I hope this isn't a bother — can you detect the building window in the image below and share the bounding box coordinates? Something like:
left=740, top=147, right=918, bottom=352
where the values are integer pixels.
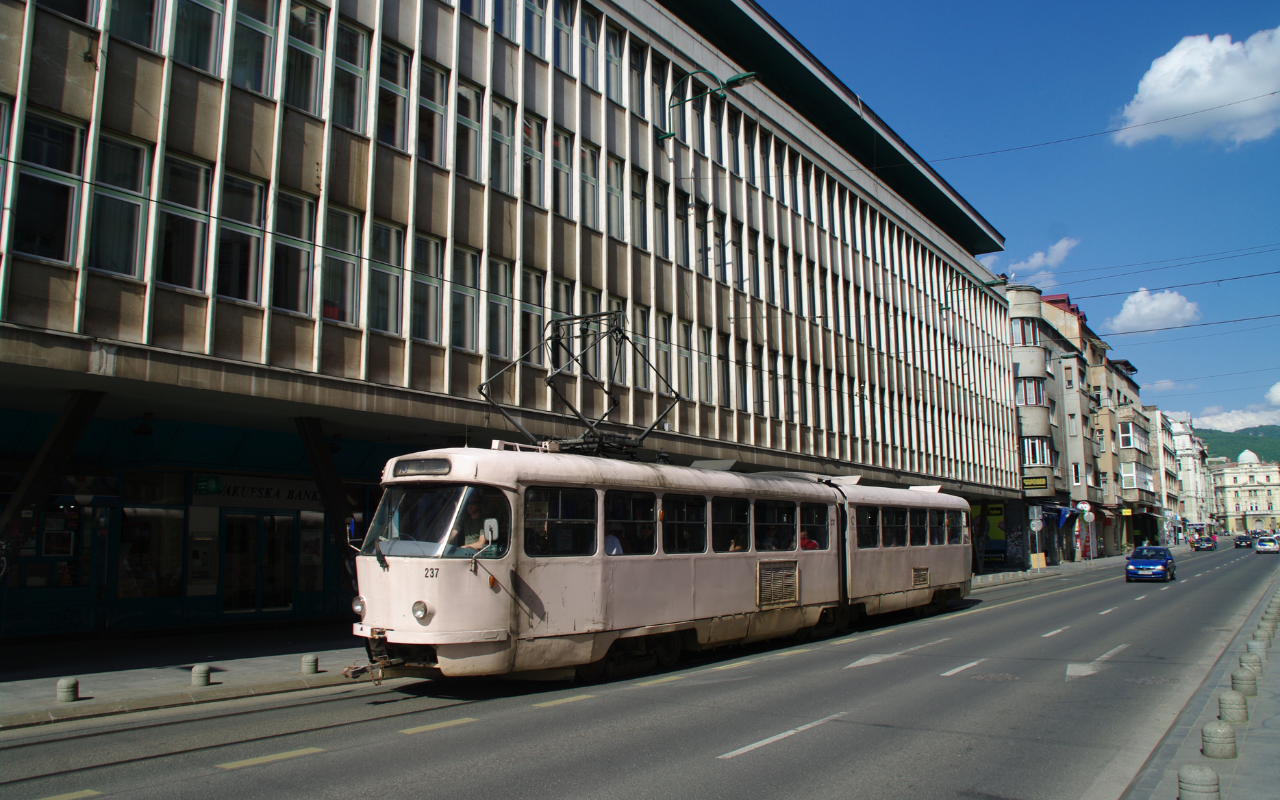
left=231, top=0, right=277, bottom=95
left=173, top=0, right=223, bottom=74
left=521, top=115, right=545, bottom=204
left=672, top=70, right=688, bottom=143
left=377, top=44, right=412, bottom=150
left=606, top=157, right=624, bottom=239
left=710, top=99, right=723, bottom=164
left=452, top=249, right=481, bottom=350
left=607, top=296, right=625, bottom=381
left=797, top=360, right=809, bottom=424
left=629, top=42, right=646, bottom=117
left=1072, top=463, right=1081, bottom=485
left=520, top=268, right=545, bottom=365
left=490, top=101, right=516, bottom=194
left=580, top=11, right=598, bottom=89
left=1015, top=378, right=1046, bottom=406
left=760, top=130, right=772, bottom=195
left=674, top=191, right=689, bottom=268
left=735, top=340, right=747, bottom=412
left=333, top=23, right=368, bottom=131
left=271, top=192, right=315, bottom=314
left=654, top=183, right=669, bottom=259
left=1119, top=422, right=1150, bottom=453
left=551, top=130, right=572, bottom=217
left=744, top=121, right=756, bottom=184
left=411, top=234, right=443, bottom=342
left=488, top=259, right=513, bottom=359
left=456, top=83, right=484, bottom=180
left=605, top=28, right=623, bottom=103
left=714, top=216, right=727, bottom=283
left=88, top=136, right=149, bottom=276
left=524, top=0, right=545, bottom=59
left=283, top=2, right=326, bottom=115
left=765, top=251, right=775, bottom=304
left=458, top=0, right=484, bottom=22
left=216, top=174, right=266, bottom=303
left=369, top=222, right=403, bottom=333
left=749, top=246, right=760, bottom=298
left=678, top=322, right=693, bottom=399
left=112, top=0, right=163, bottom=49
left=156, top=155, right=212, bottom=290
left=728, top=110, right=740, bottom=174
left=552, top=0, right=573, bottom=73
left=631, top=171, right=647, bottom=250
left=1022, top=437, right=1053, bottom=467
left=582, top=290, right=601, bottom=376
left=695, top=211, right=709, bottom=276
left=580, top=144, right=599, bottom=228
left=494, top=0, right=517, bottom=40
left=633, top=306, right=650, bottom=389
left=418, top=63, right=448, bottom=166
left=698, top=328, right=713, bottom=404
left=14, top=114, right=85, bottom=263
left=691, top=90, right=706, bottom=153
left=322, top=207, right=360, bottom=323
left=1011, top=318, right=1040, bottom=346
left=656, top=314, right=672, bottom=388
left=651, top=56, right=667, bottom=132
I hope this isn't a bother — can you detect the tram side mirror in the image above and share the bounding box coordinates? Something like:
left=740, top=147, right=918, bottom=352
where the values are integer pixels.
left=346, top=517, right=362, bottom=551
left=484, top=518, right=500, bottom=544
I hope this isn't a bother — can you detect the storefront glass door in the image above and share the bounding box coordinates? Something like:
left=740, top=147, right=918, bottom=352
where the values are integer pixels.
left=222, top=511, right=296, bottom=614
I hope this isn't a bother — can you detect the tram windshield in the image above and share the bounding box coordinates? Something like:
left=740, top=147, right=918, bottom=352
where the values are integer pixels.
left=363, top=484, right=511, bottom=558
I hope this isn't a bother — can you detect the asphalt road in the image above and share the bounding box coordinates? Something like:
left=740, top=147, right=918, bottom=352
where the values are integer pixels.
left=3, top=547, right=1277, bottom=800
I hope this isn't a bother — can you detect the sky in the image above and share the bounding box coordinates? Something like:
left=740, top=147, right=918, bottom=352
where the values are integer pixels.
left=758, top=1, right=1280, bottom=433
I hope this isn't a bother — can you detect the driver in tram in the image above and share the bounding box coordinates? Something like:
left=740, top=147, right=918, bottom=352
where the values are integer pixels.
left=450, top=490, right=490, bottom=552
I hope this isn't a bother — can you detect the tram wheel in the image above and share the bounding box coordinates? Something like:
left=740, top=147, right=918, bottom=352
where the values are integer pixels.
left=575, top=657, right=606, bottom=683
left=653, top=633, right=681, bottom=669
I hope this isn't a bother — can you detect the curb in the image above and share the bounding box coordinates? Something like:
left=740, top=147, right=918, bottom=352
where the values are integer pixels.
left=0, top=672, right=365, bottom=730
left=970, top=559, right=1118, bottom=590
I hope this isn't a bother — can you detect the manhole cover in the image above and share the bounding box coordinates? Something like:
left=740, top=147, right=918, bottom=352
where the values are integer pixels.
left=1126, top=677, right=1179, bottom=685
left=972, top=673, right=1020, bottom=681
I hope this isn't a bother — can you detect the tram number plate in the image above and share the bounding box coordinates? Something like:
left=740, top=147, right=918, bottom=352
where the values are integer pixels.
left=423, top=567, right=440, bottom=578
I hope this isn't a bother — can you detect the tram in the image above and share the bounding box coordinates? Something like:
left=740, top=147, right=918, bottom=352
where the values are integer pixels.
left=350, top=443, right=971, bottom=680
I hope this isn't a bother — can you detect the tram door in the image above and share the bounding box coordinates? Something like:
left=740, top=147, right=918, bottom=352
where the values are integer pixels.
left=222, top=511, right=296, bottom=613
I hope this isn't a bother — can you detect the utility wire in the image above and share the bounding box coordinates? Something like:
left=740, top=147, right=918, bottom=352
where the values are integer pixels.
left=1071, top=268, right=1280, bottom=300
left=1142, top=366, right=1280, bottom=387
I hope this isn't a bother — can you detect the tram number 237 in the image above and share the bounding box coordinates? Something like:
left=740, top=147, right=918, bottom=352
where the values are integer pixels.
left=423, top=567, right=440, bottom=578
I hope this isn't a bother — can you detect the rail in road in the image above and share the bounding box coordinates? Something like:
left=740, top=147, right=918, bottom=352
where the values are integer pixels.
left=2, top=547, right=1276, bottom=800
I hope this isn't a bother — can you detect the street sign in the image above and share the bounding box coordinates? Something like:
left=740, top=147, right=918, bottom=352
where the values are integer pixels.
left=1030, top=519, right=1044, bottom=532
left=1077, top=501, right=1091, bottom=512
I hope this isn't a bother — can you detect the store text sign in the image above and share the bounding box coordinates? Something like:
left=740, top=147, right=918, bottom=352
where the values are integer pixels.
left=192, top=475, right=325, bottom=511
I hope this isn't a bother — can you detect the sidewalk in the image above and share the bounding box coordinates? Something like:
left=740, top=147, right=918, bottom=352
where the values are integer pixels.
left=1123, top=569, right=1280, bottom=799
left=0, top=622, right=368, bottom=729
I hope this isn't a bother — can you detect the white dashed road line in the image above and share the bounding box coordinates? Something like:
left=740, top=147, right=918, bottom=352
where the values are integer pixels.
left=1042, top=627, right=1069, bottom=638
left=1099, top=607, right=1117, bottom=615
left=844, top=638, right=952, bottom=669
left=941, top=659, right=987, bottom=677
left=718, top=712, right=849, bottom=759
left=1135, top=595, right=1147, bottom=601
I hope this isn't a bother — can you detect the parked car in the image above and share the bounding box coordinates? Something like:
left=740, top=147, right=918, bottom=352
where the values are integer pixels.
left=1256, top=537, right=1279, bottom=554
left=1234, top=536, right=1252, bottom=548
left=1126, top=546, right=1177, bottom=582
left=1192, top=538, right=1216, bottom=551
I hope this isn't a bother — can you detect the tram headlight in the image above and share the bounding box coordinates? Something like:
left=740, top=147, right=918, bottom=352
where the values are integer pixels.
left=412, top=600, right=430, bottom=620
left=352, top=596, right=366, bottom=618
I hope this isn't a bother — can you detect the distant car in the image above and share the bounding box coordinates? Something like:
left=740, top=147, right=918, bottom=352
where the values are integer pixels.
left=1256, top=537, right=1279, bottom=554
left=1192, top=538, right=1216, bottom=551
left=1235, top=536, right=1252, bottom=548
left=1126, top=546, right=1177, bottom=582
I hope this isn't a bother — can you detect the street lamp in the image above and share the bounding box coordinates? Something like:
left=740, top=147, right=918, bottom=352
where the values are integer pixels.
left=656, top=70, right=758, bottom=142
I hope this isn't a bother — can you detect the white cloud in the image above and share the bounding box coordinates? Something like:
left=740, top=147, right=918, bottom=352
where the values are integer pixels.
left=1144, top=379, right=1196, bottom=394
left=1194, top=408, right=1280, bottom=431
left=1008, top=237, right=1079, bottom=289
left=1104, top=288, right=1201, bottom=333
left=1113, top=26, right=1280, bottom=147
left=978, top=255, right=1000, bottom=270
left=1267, top=381, right=1280, bottom=405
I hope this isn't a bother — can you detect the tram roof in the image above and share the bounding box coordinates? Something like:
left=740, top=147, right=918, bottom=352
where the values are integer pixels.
left=383, top=448, right=968, bottom=509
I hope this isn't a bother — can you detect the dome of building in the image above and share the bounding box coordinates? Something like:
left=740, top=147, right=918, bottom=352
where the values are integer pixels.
left=1237, top=449, right=1261, bottom=464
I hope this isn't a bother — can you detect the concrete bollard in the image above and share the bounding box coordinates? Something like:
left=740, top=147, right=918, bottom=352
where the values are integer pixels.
left=1201, top=720, right=1237, bottom=759
left=191, top=664, right=211, bottom=687
left=301, top=654, right=319, bottom=675
left=1246, top=640, right=1267, bottom=662
left=1178, top=764, right=1220, bottom=800
left=1218, top=690, right=1248, bottom=723
left=1252, top=629, right=1272, bottom=649
left=56, top=677, right=79, bottom=703
left=1231, top=668, right=1257, bottom=697
left=1240, top=653, right=1263, bottom=677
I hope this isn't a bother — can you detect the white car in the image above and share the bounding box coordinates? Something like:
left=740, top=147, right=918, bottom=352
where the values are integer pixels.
left=1256, top=537, right=1279, bottom=554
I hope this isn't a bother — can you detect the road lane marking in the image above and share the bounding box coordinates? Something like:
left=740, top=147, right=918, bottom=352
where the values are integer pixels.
left=941, top=659, right=987, bottom=676
left=1135, top=595, right=1147, bottom=601
left=533, top=694, right=594, bottom=708
left=33, top=793, right=101, bottom=800
left=1066, top=644, right=1129, bottom=681
left=717, top=712, right=848, bottom=759
left=1099, top=607, right=1117, bottom=615
left=773, top=648, right=813, bottom=658
left=635, top=675, right=684, bottom=686
left=845, top=638, right=952, bottom=669
left=216, top=748, right=324, bottom=770
left=1196, top=573, right=1203, bottom=577
left=1160, top=586, right=1170, bottom=591
left=400, top=717, right=477, bottom=734
left=1042, top=627, right=1069, bottom=638
left=711, top=659, right=757, bottom=671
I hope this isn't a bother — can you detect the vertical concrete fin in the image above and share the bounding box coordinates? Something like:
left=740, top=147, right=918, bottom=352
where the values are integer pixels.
left=294, top=417, right=356, bottom=537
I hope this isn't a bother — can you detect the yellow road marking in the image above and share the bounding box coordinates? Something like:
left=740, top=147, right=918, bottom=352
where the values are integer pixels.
left=400, top=717, right=477, bottom=735
left=533, top=694, right=594, bottom=708
left=35, top=792, right=101, bottom=800
left=711, top=660, right=756, bottom=671
left=636, top=675, right=685, bottom=686
left=216, top=747, right=324, bottom=770
left=773, top=648, right=812, bottom=657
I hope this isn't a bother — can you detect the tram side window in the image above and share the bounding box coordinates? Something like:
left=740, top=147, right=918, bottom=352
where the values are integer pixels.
left=909, top=509, right=928, bottom=546
left=855, top=505, right=879, bottom=549
left=800, top=503, right=828, bottom=550
left=604, top=490, right=656, bottom=555
left=755, top=500, right=797, bottom=551
left=711, top=497, right=750, bottom=552
left=525, top=487, right=598, bottom=557
left=929, top=509, right=947, bottom=546
left=662, top=494, right=707, bottom=553
left=881, top=506, right=908, bottom=548
left=946, top=510, right=965, bottom=545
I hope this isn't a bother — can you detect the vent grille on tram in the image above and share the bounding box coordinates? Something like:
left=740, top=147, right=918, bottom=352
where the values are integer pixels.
left=757, top=560, right=799, bottom=609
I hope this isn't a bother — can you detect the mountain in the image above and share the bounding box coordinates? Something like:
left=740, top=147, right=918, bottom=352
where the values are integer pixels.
left=1195, top=426, right=1280, bottom=464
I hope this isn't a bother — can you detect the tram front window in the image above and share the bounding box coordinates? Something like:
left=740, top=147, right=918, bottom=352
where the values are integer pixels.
left=363, top=484, right=511, bottom=558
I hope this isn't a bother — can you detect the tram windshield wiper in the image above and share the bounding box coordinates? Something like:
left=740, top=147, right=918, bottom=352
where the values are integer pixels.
left=374, top=540, right=389, bottom=570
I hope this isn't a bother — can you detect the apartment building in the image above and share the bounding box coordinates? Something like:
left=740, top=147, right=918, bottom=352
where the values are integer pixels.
left=1144, top=406, right=1181, bottom=544
left=1170, top=415, right=1213, bottom=534
left=0, top=0, right=1016, bottom=634
left=1211, top=450, right=1280, bottom=534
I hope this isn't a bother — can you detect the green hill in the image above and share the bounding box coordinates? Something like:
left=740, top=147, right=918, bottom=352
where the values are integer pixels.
left=1196, top=425, right=1280, bottom=463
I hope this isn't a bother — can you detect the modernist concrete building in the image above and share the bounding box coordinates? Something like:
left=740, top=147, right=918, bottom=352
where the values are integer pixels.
left=1211, top=450, right=1280, bottom=534
left=0, top=0, right=1016, bottom=635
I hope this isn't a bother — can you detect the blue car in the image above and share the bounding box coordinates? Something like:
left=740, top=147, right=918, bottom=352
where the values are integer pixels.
left=1126, top=546, right=1177, bottom=582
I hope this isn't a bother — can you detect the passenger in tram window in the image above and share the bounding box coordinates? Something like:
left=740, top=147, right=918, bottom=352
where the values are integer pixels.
left=636, top=524, right=656, bottom=554
left=882, top=507, right=908, bottom=547
left=800, top=503, right=828, bottom=550
left=712, top=497, right=750, bottom=552
left=909, top=509, right=929, bottom=546
left=450, top=492, right=490, bottom=551
left=662, top=495, right=707, bottom=553
left=604, top=490, right=657, bottom=555
left=755, top=500, right=797, bottom=551
left=605, top=522, right=625, bottom=555
left=523, top=487, right=597, bottom=557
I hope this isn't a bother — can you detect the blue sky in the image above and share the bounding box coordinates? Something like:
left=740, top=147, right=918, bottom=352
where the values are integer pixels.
left=759, top=1, right=1280, bottom=431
